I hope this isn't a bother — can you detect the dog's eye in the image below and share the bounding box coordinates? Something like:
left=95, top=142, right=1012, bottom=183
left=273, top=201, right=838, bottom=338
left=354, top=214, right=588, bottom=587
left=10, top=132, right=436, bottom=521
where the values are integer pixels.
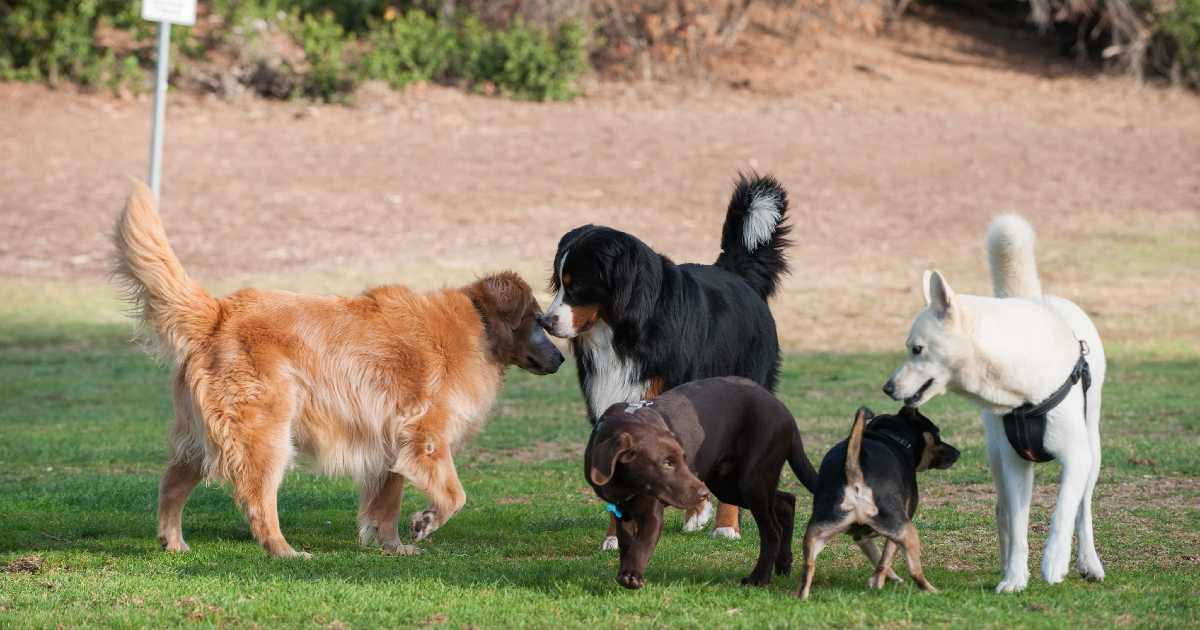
left=911, top=345, right=924, bottom=356
left=662, top=459, right=675, bottom=469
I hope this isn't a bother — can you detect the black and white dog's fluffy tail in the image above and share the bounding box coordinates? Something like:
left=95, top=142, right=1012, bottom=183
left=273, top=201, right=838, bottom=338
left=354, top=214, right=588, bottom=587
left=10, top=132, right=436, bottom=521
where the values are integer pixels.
left=715, top=173, right=792, bottom=299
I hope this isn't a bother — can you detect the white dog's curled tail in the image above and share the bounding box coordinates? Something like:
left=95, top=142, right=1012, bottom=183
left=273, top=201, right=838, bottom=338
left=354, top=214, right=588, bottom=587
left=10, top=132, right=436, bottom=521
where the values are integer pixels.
left=986, top=213, right=1042, bottom=299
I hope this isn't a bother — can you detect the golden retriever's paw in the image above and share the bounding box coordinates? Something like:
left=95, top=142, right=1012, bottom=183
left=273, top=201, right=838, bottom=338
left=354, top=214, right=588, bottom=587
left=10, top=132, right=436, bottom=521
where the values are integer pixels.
left=411, top=509, right=439, bottom=542
left=382, top=542, right=422, bottom=556
left=158, top=535, right=190, bottom=552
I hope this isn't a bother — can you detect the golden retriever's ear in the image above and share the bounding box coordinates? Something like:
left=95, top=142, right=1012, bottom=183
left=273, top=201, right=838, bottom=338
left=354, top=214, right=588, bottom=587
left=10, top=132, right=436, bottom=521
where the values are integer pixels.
left=475, top=271, right=531, bottom=326
left=590, top=432, right=635, bottom=486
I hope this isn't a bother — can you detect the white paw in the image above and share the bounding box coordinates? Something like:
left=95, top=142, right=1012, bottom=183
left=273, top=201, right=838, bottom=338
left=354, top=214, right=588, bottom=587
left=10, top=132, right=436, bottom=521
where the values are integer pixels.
left=681, top=500, right=713, bottom=533
left=282, top=550, right=312, bottom=560
left=711, top=527, right=741, bottom=540
left=1077, top=556, right=1105, bottom=582
left=1041, top=556, right=1070, bottom=585
left=1041, top=541, right=1072, bottom=585
left=995, top=571, right=1029, bottom=593
left=600, top=535, right=619, bottom=551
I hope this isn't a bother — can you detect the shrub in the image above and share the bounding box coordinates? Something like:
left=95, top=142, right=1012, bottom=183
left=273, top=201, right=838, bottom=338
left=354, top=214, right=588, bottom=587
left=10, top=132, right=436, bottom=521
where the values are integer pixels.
left=1160, top=0, right=1200, bottom=86
left=362, top=10, right=458, bottom=88
left=0, top=0, right=144, bottom=88
left=295, top=11, right=355, bottom=101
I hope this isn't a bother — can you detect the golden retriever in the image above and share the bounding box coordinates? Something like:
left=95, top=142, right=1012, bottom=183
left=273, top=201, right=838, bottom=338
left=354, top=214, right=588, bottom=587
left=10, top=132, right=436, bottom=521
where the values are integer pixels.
left=112, top=182, right=563, bottom=558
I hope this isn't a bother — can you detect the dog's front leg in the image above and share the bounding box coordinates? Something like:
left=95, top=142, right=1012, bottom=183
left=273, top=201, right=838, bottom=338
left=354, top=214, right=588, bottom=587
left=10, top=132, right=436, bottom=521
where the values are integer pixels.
left=1043, top=411, right=1093, bottom=585
left=615, top=496, right=665, bottom=590
left=985, top=412, right=1033, bottom=593
left=393, top=426, right=467, bottom=543
left=358, top=471, right=419, bottom=555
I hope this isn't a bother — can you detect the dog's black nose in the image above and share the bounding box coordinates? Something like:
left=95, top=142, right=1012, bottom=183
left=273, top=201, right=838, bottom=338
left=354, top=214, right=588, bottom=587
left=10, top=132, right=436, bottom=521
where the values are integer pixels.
left=882, top=380, right=896, bottom=398
left=537, top=313, right=558, bottom=331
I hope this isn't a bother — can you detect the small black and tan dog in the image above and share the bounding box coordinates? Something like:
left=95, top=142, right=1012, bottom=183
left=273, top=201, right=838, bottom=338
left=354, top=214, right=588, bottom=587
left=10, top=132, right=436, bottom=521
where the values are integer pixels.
left=797, top=406, right=960, bottom=600
left=584, top=377, right=819, bottom=589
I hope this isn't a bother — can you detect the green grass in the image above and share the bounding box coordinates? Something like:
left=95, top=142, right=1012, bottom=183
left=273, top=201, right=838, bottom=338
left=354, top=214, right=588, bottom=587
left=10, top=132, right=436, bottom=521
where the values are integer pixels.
left=1, top=310, right=1198, bottom=628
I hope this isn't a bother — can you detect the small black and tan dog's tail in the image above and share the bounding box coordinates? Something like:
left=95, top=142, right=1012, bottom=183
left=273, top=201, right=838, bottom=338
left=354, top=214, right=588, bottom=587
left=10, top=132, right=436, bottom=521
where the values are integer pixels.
left=714, top=173, right=791, bottom=300
left=845, top=406, right=872, bottom=486
left=112, top=180, right=220, bottom=361
left=788, top=428, right=820, bottom=494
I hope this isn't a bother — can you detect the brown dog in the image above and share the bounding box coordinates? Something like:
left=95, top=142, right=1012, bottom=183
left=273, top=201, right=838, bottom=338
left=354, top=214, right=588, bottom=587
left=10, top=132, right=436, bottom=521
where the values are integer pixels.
left=113, top=182, right=563, bottom=558
left=585, top=377, right=818, bottom=589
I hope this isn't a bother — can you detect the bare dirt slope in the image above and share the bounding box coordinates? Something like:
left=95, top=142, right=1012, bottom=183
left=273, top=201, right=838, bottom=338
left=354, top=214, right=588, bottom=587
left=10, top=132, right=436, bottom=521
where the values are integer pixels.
left=1, top=19, right=1197, bottom=352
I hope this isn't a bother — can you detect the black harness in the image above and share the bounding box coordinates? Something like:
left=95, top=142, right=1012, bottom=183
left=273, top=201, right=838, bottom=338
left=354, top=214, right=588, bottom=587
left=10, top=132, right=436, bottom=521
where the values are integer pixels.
left=1002, top=341, right=1092, bottom=463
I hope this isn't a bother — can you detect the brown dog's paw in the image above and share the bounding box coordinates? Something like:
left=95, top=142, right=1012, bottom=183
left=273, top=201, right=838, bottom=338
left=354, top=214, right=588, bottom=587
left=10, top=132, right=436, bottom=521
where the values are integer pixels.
left=617, top=571, right=645, bottom=590
left=410, top=509, right=438, bottom=541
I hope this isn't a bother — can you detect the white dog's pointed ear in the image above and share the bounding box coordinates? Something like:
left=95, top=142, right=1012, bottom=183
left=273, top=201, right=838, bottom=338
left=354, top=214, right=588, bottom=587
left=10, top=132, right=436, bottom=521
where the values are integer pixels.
left=922, top=270, right=934, bottom=306
left=926, top=270, right=957, bottom=319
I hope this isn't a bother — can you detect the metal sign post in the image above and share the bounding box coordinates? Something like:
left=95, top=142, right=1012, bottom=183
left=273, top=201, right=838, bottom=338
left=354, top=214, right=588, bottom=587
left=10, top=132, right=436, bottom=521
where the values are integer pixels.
left=141, top=0, right=197, bottom=202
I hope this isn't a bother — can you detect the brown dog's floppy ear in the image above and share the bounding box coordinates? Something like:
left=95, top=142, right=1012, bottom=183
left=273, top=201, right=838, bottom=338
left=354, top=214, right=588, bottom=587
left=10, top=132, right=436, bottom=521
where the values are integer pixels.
left=476, top=271, right=531, bottom=326
left=589, top=432, right=635, bottom=486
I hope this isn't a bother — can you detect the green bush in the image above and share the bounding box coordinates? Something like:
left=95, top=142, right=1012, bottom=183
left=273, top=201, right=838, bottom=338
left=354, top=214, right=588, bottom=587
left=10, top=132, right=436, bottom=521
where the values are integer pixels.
left=360, top=12, right=590, bottom=100
left=362, top=10, right=458, bottom=88
left=1160, top=0, right=1200, bottom=86
left=468, top=18, right=590, bottom=100
left=0, top=0, right=144, bottom=88
left=0, top=2, right=589, bottom=100
left=296, top=11, right=355, bottom=101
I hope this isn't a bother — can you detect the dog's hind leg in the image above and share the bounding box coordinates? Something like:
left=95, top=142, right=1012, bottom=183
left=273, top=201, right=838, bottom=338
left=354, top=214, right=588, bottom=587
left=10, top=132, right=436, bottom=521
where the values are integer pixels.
left=891, top=522, right=936, bottom=593
left=228, top=400, right=307, bottom=559
left=867, top=539, right=900, bottom=589
left=358, top=472, right=418, bottom=555
left=1042, top=403, right=1093, bottom=585
left=1074, top=396, right=1104, bottom=581
left=855, top=538, right=902, bottom=585
left=797, top=522, right=839, bottom=600
left=985, top=412, right=1033, bottom=593
left=158, top=370, right=206, bottom=552
left=773, top=491, right=796, bottom=576
left=157, top=456, right=203, bottom=552
left=741, top=499, right=781, bottom=586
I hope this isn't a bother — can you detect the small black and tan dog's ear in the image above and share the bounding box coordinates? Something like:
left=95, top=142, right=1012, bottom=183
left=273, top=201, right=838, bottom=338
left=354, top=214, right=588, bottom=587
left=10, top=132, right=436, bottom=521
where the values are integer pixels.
left=590, top=432, right=636, bottom=485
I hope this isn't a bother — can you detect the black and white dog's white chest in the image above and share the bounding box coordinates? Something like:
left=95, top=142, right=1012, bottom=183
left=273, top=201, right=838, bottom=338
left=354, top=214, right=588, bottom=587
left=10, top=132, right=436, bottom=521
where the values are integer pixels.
left=575, top=322, right=652, bottom=421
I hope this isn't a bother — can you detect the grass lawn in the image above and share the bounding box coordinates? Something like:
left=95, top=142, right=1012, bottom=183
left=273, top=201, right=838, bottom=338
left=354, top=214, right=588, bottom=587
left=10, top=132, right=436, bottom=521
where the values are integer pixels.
left=1, top=295, right=1198, bottom=628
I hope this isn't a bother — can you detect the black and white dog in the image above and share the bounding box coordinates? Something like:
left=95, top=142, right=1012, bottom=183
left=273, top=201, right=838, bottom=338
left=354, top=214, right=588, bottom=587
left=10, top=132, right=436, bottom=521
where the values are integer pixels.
left=540, top=174, right=792, bottom=548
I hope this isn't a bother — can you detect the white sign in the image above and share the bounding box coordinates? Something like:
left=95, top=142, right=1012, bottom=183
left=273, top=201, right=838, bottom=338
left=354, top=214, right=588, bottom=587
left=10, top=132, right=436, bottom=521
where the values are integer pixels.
left=141, top=0, right=197, bottom=26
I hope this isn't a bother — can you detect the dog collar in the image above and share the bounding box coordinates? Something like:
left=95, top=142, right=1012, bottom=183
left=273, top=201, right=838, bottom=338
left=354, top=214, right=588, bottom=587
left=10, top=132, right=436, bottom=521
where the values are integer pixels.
left=867, top=429, right=916, bottom=460
left=1002, top=341, right=1092, bottom=463
left=606, top=503, right=623, bottom=519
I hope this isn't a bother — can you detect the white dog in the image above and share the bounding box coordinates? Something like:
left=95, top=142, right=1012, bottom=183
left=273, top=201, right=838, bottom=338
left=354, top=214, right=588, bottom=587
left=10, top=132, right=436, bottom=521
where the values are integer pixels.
left=883, top=214, right=1106, bottom=593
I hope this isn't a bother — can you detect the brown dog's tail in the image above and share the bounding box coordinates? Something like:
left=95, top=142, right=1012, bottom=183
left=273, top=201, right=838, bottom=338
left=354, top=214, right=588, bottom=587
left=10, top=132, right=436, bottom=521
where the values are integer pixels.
left=787, top=427, right=820, bottom=494
left=112, top=181, right=220, bottom=360
left=845, top=407, right=873, bottom=486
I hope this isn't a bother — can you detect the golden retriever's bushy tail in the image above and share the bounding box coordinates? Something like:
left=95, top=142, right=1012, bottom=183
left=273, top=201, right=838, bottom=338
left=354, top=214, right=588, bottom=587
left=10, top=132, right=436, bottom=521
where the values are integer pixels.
left=986, top=213, right=1042, bottom=299
left=112, top=181, right=219, bottom=360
